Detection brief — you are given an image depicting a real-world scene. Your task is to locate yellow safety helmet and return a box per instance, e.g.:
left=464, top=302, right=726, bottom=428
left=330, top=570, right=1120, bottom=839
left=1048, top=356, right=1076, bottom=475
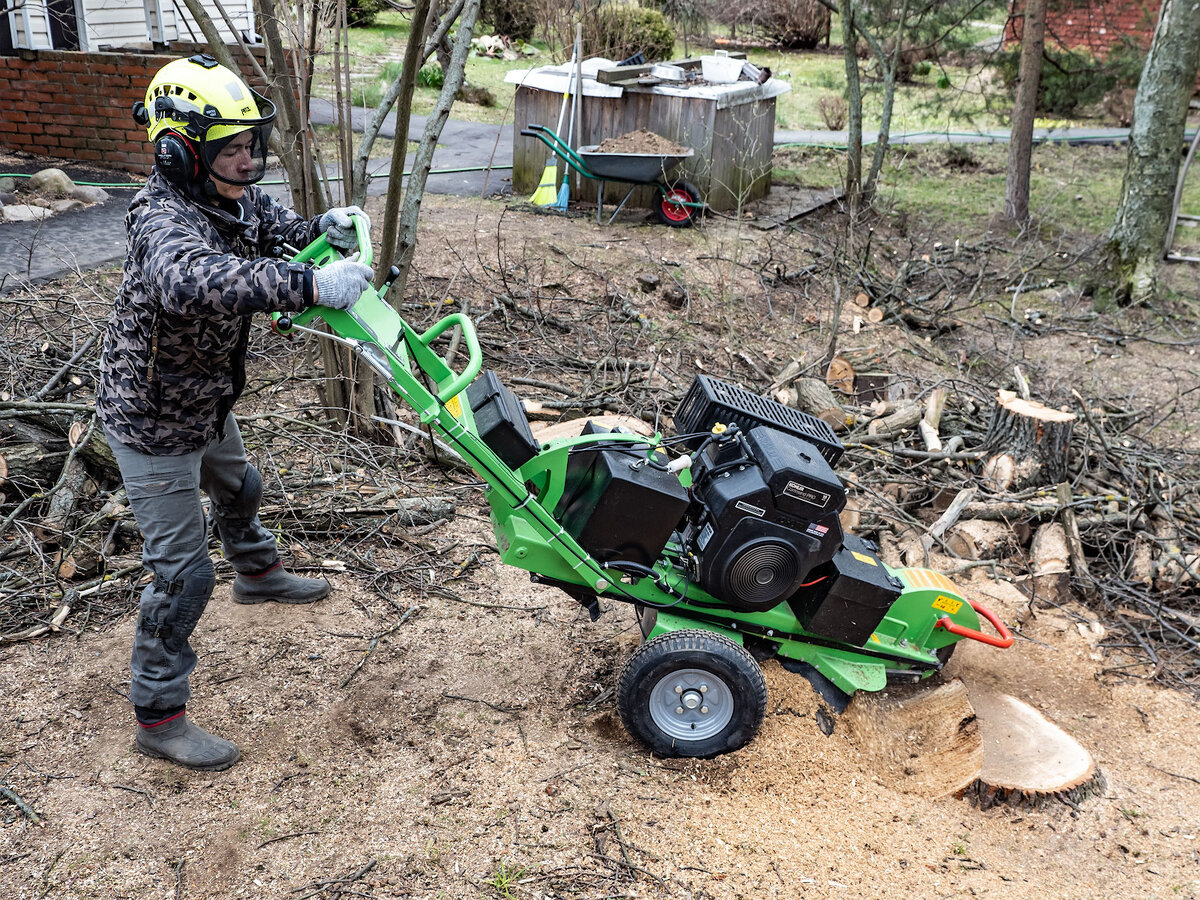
left=133, top=53, right=276, bottom=187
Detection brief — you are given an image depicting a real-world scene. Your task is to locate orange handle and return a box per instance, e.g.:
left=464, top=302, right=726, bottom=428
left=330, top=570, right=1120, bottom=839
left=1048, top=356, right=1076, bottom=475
left=935, top=599, right=1014, bottom=649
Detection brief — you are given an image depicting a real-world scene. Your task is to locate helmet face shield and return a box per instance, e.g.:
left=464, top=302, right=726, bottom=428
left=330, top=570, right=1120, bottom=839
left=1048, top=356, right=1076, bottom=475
left=199, top=119, right=274, bottom=186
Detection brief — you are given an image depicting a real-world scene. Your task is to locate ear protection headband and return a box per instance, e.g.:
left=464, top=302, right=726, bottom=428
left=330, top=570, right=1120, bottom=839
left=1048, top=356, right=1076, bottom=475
left=133, top=97, right=201, bottom=187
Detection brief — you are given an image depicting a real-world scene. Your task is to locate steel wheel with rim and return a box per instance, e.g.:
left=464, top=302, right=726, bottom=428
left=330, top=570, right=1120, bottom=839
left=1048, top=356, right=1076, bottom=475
left=655, top=180, right=701, bottom=227
left=617, top=629, right=767, bottom=758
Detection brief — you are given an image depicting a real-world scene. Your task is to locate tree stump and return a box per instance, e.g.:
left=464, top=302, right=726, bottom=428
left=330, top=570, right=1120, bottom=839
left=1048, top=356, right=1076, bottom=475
left=982, top=390, right=1077, bottom=488
left=961, top=682, right=1103, bottom=809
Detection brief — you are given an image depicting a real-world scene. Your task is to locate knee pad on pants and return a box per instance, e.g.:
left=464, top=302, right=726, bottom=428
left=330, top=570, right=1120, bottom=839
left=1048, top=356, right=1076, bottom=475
left=139, top=557, right=216, bottom=655
left=215, top=464, right=263, bottom=522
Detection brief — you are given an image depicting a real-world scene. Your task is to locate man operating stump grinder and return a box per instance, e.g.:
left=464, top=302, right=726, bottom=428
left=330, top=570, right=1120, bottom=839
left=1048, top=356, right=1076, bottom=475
left=96, top=54, right=373, bottom=771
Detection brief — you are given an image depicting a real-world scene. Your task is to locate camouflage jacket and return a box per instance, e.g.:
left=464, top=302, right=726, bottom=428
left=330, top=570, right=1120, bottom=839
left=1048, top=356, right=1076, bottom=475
left=96, top=172, right=320, bottom=455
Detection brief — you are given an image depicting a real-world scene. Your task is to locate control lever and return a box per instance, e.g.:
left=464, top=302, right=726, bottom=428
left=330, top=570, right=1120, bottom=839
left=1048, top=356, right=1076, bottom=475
left=378, top=265, right=401, bottom=300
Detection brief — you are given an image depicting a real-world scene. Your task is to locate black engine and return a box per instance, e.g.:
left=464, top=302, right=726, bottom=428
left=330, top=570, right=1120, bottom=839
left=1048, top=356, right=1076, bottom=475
left=549, top=375, right=882, bottom=618
left=681, top=424, right=846, bottom=611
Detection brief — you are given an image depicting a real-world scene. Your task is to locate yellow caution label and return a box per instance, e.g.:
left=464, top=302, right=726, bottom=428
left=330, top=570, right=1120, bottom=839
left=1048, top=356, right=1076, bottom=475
left=932, top=595, right=963, bottom=615
left=851, top=551, right=878, bottom=566
left=446, top=394, right=463, bottom=419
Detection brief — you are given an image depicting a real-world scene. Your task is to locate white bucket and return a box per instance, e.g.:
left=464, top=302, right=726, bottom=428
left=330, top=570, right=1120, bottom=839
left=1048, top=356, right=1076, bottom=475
left=701, top=50, right=743, bottom=84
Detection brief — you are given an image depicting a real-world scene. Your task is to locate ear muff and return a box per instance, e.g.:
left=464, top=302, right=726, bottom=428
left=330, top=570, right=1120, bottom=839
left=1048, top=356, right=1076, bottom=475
left=154, top=132, right=200, bottom=186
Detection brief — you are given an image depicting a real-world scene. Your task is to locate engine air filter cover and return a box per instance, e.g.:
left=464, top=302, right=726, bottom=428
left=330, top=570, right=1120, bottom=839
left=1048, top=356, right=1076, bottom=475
left=674, top=374, right=844, bottom=465
left=744, top=426, right=847, bottom=520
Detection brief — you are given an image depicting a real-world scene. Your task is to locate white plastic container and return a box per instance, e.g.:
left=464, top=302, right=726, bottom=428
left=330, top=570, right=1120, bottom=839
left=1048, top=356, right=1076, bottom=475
left=701, top=50, right=743, bottom=84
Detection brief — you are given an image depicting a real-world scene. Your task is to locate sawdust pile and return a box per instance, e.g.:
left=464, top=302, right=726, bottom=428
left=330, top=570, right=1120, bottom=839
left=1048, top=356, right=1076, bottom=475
left=594, top=130, right=690, bottom=155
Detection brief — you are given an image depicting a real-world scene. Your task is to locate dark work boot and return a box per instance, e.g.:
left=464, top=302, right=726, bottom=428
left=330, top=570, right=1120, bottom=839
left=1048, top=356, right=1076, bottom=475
left=231, top=562, right=330, bottom=605
left=136, top=714, right=240, bottom=771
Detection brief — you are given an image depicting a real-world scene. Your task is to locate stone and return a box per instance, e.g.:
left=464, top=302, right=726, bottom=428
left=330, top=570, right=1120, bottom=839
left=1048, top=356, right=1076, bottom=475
left=71, top=185, right=110, bottom=204
left=0, top=192, right=15, bottom=205
left=0, top=176, right=15, bottom=193
left=3, top=204, right=52, bottom=223
left=29, top=168, right=74, bottom=198
left=636, top=272, right=660, bottom=292
left=51, top=199, right=85, bottom=213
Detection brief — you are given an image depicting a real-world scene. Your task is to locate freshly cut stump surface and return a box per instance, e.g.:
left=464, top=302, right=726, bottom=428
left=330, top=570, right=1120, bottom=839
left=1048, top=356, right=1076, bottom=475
left=966, top=681, right=1101, bottom=807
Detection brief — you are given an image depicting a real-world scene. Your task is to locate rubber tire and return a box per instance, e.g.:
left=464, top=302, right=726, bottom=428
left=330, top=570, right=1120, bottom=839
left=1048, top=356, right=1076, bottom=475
left=655, top=180, right=701, bottom=228
left=617, top=629, right=767, bottom=758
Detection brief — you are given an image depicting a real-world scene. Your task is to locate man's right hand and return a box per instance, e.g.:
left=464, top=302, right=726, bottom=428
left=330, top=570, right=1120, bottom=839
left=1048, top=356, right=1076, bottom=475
left=313, top=255, right=374, bottom=311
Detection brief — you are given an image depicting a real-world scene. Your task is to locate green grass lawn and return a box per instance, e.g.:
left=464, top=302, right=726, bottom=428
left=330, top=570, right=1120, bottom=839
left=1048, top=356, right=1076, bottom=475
left=773, top=140, right=1141, bottom=239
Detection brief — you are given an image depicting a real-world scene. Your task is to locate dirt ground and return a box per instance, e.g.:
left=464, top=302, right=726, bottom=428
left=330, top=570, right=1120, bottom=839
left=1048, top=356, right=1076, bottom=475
left=2, top=189, right=1200, bottom=900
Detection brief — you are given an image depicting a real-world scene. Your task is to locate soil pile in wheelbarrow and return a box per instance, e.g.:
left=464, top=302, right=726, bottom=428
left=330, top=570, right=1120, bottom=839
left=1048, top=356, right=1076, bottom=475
left=595, top=130, right=690, bottom=155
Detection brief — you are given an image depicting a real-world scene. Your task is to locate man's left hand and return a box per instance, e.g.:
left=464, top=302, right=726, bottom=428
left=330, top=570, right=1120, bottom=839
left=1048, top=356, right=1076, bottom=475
left=320, top=206, right=371, bottom=251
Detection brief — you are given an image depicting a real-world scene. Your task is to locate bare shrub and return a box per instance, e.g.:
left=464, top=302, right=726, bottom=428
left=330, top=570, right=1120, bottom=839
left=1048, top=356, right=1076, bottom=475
left=817, top=94, right=847, bottom=130
left=709, top=0, right=829, bottom=49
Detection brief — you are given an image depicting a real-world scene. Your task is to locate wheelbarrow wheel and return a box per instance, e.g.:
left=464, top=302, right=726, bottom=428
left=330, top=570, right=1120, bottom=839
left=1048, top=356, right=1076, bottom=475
left=617, top=629, right=767, bottom=758
left=655, top=180, right=702, bottom=228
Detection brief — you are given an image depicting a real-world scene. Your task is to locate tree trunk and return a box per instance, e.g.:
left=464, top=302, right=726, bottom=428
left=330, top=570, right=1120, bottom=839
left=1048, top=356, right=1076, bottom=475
left=375, top=0, right=436, bottom=255
left=1099, top=0, right=1200, bottom=308
left=863, top=0, right=907, bottom=200
left=839, top=0, right=863, bottom=219
left=383, top=0, right=482, bottom=292
left=1004, top=0, right=1045, bottom=225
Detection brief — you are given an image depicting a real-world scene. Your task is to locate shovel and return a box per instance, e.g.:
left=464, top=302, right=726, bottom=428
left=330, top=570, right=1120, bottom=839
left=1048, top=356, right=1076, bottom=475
left=530, top=37, right=578, bottom=206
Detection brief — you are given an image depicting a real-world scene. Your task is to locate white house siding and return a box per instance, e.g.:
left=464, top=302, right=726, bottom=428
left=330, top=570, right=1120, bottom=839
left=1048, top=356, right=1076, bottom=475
left=9, top=0, right=54, bottom=49
left=5, top=0, right=256, bottom=51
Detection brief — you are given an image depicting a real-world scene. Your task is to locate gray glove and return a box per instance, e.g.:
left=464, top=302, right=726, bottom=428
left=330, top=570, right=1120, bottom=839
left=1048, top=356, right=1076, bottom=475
left=319, top=205, right=370, bottom=251
left=314, top=256, right=373, bottom=311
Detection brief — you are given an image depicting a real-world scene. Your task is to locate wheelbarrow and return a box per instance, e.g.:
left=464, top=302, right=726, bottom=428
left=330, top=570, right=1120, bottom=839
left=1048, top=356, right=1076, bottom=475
left=521, top=123, right=705, bottom=227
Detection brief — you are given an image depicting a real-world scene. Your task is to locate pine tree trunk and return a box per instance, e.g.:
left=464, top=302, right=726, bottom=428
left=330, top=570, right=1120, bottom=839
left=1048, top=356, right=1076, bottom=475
left=1100, top=0, right=1200, bottom=308
left=1004, top=0, right=1045, bottom=225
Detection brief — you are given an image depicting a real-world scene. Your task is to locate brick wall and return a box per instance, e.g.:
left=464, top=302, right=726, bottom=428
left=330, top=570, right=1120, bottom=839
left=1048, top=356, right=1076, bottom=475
left=0, top=43, right=280, bottom=174
left=1006, top=1, right=1160, bottom=57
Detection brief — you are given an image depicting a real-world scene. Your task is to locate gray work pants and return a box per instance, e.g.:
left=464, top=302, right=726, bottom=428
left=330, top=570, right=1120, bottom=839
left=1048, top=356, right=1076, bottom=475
left=106, top=414, right=279, bottom=710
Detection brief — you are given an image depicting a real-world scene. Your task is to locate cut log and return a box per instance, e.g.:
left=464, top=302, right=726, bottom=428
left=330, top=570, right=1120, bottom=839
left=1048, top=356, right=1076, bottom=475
left=0, top=443, right=67, bottom=492
left=867, top=401, right=922, bottom=438
left=1128, top=537, right=1154, bottom=585
left=983, top=389, right=1077, bottom=488
left=1056, top=482, right=1094, bottom=597
left=845, top=677, right=982, bottom=799
left=961, top=682, right=1104, bottom=809
left=1030, top=522, right=1071, bottom=600
left=866, top=307, right=884, bottom=324
left=531, top=414, right=654, bottom=443
left=825, top=355, right=855, bottom=395
left=795, top=378, right=848, bottom=431
left=35, top=455, right=91, bottom=545
left=767, top=357, right=803, bottom=394
left=945, top=519, right=1017, bottom=560
left=852, top=291, right=870, bottom=308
